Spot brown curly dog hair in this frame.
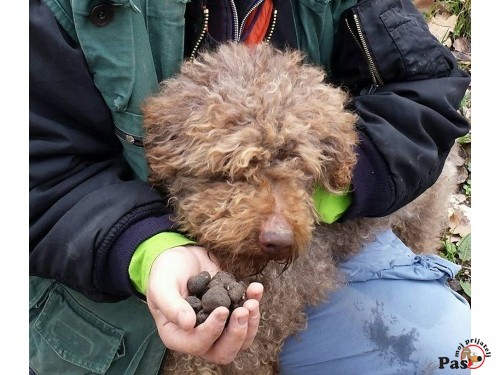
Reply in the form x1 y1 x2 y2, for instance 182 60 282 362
142 42 458 374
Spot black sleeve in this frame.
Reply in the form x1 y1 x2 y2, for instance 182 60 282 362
331 0 470 219
29 0 172 301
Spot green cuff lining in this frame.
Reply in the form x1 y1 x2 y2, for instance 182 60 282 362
313 185 352 224
128 232 196 295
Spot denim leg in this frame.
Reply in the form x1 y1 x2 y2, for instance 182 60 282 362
279 278 471 375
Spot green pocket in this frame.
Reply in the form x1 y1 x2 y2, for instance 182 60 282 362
29 277 166 375
30 283 125 375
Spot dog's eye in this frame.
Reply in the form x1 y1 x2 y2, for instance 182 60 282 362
275 142 299 161
278 151 300 161
275 149 287 160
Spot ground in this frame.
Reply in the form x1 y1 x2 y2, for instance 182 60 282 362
415 0 472 304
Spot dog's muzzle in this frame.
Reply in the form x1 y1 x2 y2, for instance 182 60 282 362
259 214 294 260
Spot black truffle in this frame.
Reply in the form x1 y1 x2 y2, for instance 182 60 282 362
184 271 247 326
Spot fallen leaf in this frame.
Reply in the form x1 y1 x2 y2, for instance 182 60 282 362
427 12 458 44
452 50 471 62
448 205 471 237
453 37 471 54
448 194 468 215
457 233 471 261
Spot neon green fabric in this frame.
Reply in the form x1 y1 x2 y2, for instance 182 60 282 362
313 185 352 224
129 232 195 295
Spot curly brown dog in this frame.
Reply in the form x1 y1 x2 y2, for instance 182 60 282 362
142 42 458 374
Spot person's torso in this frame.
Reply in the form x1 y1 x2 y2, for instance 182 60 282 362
41 0 356 179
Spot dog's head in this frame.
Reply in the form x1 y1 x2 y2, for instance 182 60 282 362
142 43 358 275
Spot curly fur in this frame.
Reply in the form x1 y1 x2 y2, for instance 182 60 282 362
142 42 457 374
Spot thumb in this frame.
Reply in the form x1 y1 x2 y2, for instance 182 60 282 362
148 282 197 330
145 245 220 330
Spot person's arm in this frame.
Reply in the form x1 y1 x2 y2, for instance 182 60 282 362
29 3 264 363
29 0 176 301
330 0 470 220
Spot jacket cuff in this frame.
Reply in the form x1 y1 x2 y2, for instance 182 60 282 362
340 132 395 220
103 215 176 297
129 232 196 295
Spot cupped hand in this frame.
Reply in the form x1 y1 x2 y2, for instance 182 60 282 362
146 246 264 364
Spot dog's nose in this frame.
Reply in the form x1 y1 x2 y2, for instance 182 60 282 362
259 214 294 258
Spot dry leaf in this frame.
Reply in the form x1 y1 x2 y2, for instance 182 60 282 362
453 37 471 54
454 194 467 203
427 12 458 44
452 50 471 62
448 204 471 237
448 194 467 212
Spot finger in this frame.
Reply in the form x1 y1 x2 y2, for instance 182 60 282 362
240 299 260 350
156 307 229 355
245 282 264 302
202 307 249 364
194 307 230 351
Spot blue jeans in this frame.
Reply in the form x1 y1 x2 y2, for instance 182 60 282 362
280 229 471 374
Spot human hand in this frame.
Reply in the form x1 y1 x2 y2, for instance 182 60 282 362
146 246 264 364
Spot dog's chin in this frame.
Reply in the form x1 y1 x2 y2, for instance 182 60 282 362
238 257 296 277
246 248 300 276
267 255 296 275
204 237 305 277
211 248 296 278
263 247 295 263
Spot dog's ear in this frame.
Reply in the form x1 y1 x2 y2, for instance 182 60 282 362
283 60 359 193
312 87 359 193
142 48 237 187
141 89 188 188
318 131 358 193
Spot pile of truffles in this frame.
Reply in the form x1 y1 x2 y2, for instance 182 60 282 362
185 271 247 326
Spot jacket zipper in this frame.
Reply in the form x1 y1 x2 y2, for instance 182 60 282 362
238 0 264 41
229 0 240 41
189 2 277 60
235 0 278 43
344 12 384 89
264 9 277 43
114 127 144 147
189 7 210 62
